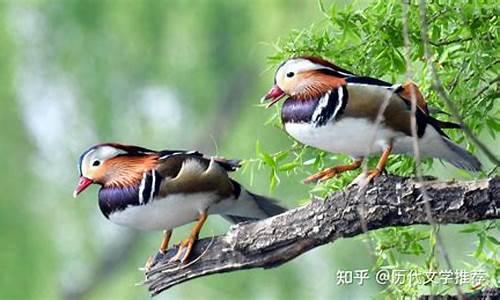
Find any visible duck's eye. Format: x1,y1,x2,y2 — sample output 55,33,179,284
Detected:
286,72,295,78
92,160,100,167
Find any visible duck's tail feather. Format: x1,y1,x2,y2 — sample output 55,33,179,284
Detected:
222,180,287,224
440,138,482,172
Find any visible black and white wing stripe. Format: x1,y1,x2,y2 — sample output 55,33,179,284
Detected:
138,170,162,205
158,150,202,160
311,86,348,127
158,150,240,172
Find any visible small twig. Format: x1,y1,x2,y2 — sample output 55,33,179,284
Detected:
317,0,333,21
462,59,500,83
447,60,469,95
354,89,394,262
429,37,473,47
472,75,500,100
428,7,453,23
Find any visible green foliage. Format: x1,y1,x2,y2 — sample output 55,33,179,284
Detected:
461,221,500,286
1,1,329,299
2,0,497,298
253,0,499,297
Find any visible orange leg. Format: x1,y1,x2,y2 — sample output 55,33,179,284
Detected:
303,159,363,184
365,143,393,183
169,211,208,263
159,229,173,253
145,229,173,271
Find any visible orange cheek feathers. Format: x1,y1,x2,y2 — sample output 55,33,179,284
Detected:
292,72,346,99
100,156,159,187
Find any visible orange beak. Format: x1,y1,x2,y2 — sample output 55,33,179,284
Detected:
261,85,286,108
73,176,93,198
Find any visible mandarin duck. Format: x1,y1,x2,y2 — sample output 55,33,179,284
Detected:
262,56,481,184
74,143,286,266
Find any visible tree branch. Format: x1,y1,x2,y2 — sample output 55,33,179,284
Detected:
144,176,499,296
420,287,500,300
63,72,254,300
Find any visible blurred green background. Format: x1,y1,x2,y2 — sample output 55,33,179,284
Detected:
0,1,497,299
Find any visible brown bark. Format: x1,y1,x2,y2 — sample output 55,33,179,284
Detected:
144,176,499,296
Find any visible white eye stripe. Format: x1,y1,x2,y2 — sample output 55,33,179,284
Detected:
80,146,127,177
95,146,127,160
276,58,352,81
317,66,352,77
80,149,95,177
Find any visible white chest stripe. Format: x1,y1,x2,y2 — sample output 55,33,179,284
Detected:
149,171,156,203
310,86,347,127
138,172,147,204
332,87,344,120
311,90,331,123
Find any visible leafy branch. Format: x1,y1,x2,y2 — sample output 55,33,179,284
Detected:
249,0,499,298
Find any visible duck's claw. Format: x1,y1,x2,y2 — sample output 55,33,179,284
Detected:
168,236,197,264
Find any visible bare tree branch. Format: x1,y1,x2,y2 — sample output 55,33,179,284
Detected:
420,288,500,300
144,176,499,296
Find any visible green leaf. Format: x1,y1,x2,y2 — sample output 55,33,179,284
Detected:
274,151,289,162
474,234,485,258
260,152,276,168
269,170,280,191
460,226,479,233
486,235,500,245
278,161,300,171
486,116,500,131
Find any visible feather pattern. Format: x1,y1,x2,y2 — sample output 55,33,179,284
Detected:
99,185,139,218
271,56,481,172
311,86,348,127
311,90,332,126
137,170,162,205
75,144,287,229
281,97,319,123
102,155,158,188
92,148,245,219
